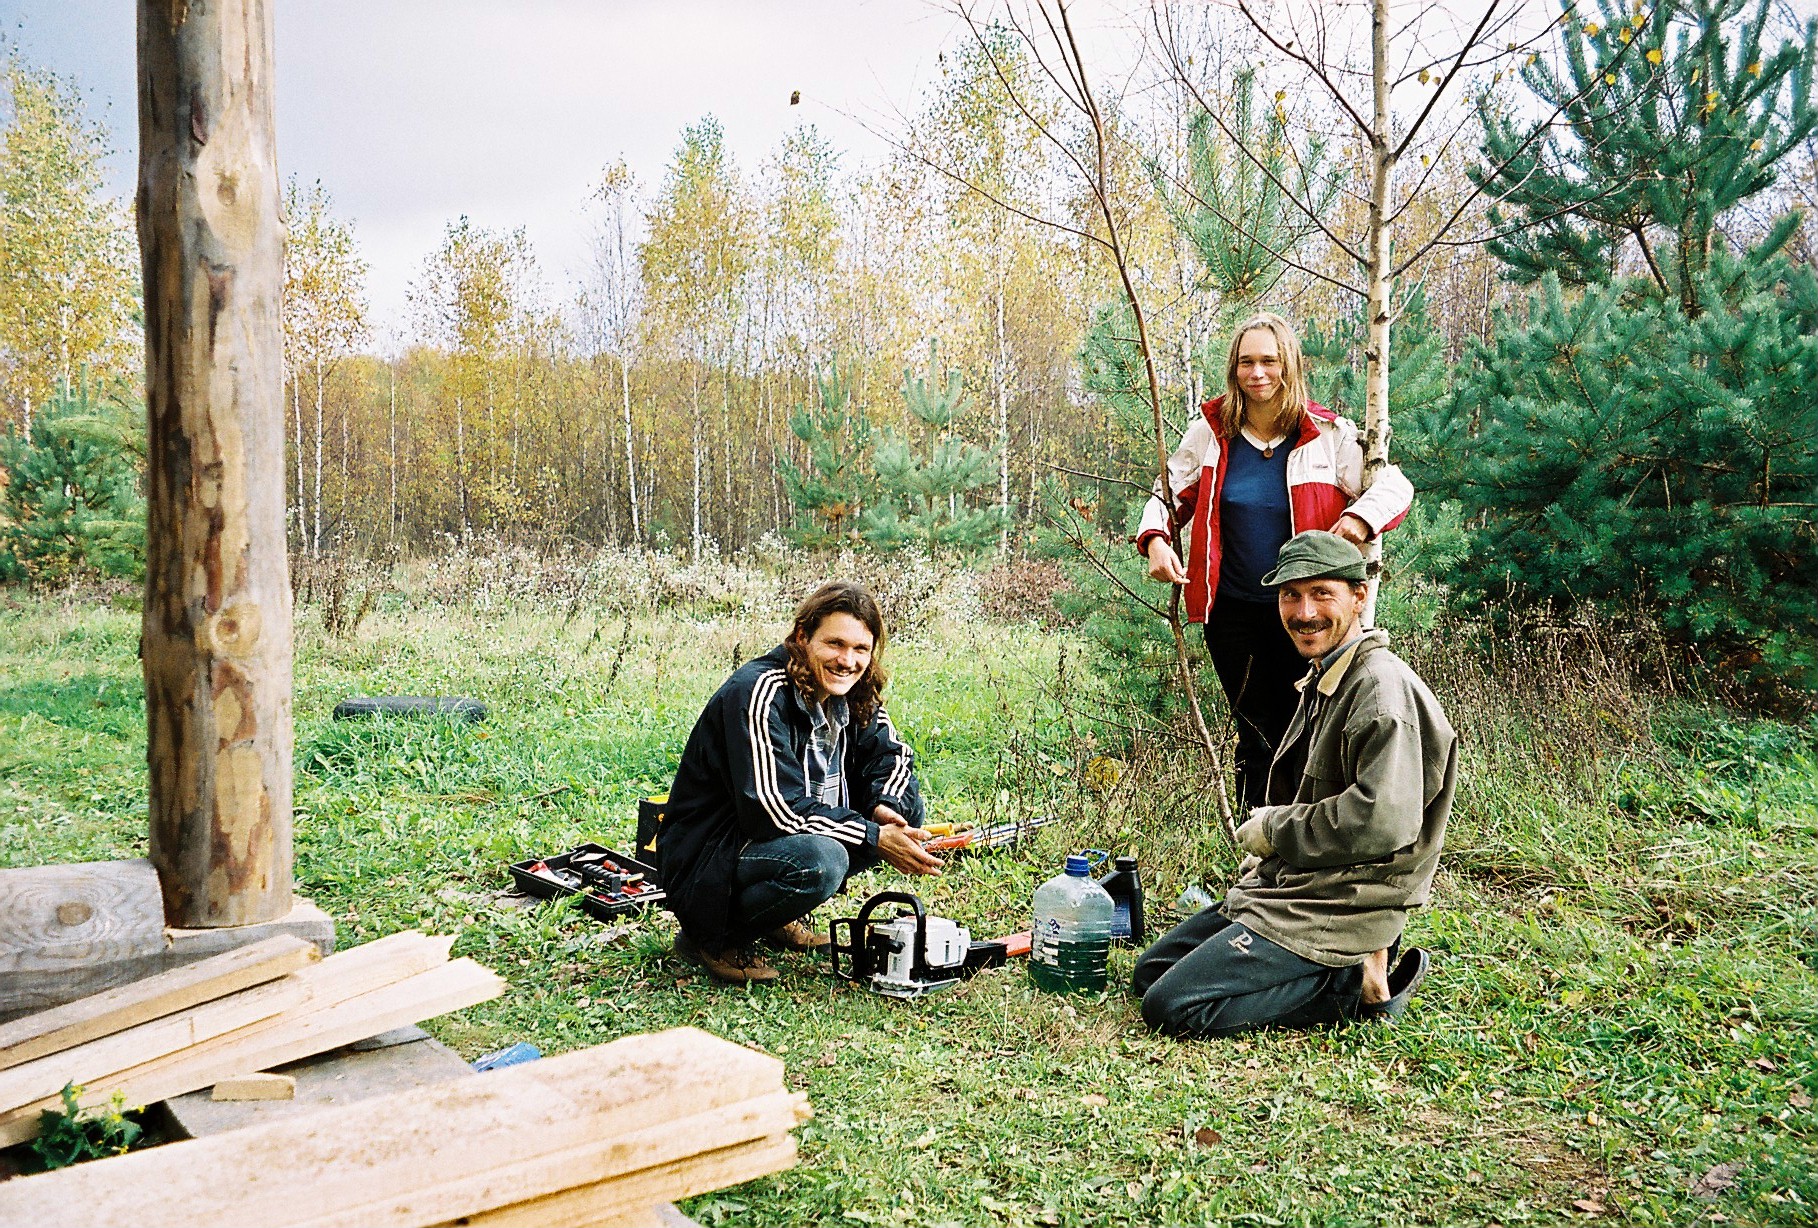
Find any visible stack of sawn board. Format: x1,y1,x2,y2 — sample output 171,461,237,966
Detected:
0,931,501,1148
0,1026,809,1228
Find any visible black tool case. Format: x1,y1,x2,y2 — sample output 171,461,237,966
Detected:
507,842,668,920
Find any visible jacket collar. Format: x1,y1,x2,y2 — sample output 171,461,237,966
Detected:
1296,628,1389,696
1199,395,1335,445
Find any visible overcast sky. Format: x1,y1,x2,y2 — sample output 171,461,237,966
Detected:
0,0,1034,339
7,1,1818,340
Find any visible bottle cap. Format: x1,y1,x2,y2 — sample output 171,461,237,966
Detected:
1065,854,1090,876
1114,855,1137,871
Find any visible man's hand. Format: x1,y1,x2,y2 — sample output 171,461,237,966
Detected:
1332,513,1373,549
1235,812,1274,858
1145,538,1189,585
878,824,942,876
1236,853,1262,879
872,803,909,828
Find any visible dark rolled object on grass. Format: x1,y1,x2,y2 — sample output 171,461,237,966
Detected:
332,696,488,722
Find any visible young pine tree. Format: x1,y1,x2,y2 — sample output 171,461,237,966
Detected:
1442,0,1818,705
0,378,145,583
777,364,874,549
859,344,1006,557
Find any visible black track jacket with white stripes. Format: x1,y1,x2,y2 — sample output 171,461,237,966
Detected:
657,644,925,948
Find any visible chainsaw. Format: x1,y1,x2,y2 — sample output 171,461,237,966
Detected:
827,891,1014,999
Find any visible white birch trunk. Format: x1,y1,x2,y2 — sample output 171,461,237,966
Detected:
620,354,640,543
1361,0,1396,628
311,356,323,557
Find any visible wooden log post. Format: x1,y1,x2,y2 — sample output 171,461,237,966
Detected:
138,0,293,927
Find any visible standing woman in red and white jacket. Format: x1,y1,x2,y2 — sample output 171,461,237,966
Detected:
1136,312,1413,806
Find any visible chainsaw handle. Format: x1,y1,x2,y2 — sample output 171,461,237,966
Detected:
827,891,929,986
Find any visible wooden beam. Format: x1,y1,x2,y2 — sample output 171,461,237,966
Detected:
0,934,317,1070
0,932,466,1146
210,1073,295,1101
0,973,310,1114
0,1029,802,1228
0,858,166,973
138,0,293,927
441,1136,799,1228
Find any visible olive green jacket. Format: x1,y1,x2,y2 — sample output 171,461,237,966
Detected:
1224,630,1457,967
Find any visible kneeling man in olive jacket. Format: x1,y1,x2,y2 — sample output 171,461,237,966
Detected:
1134,531,1456,1035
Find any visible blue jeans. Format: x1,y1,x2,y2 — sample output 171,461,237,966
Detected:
1131,908,1369,1037
729,834,880,936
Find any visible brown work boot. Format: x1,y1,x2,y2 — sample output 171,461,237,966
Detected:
764,918,831,953
673,931,779,984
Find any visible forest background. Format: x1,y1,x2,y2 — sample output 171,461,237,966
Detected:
3,0,1818,707
2,3,1817,1221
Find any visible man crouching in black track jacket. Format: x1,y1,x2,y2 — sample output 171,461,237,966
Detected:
657,581,941,984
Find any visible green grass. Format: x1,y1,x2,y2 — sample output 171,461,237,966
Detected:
1,584,1814,1226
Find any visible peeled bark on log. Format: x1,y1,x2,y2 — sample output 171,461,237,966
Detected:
138,0,293,927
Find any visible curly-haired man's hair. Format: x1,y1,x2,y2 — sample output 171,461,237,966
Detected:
785,581,889,727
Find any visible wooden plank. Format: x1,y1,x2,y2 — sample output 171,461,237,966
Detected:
0,859,166,973
443,1136,799,1228
0,931,459,1146
314,1091,809,1228
0,897,335,1023
0,973,310,1114
0,935,317,1071
210,1073,295,1101
0,1029,794,1228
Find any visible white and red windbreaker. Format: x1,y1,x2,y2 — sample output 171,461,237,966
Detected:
1134,397,1414,623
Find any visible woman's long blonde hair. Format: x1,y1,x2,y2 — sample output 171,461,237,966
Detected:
1219,312,1310,440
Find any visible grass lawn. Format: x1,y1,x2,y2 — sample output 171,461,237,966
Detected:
1,581,1814,1226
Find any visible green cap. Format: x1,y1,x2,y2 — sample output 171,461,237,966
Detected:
1260,530,1368,587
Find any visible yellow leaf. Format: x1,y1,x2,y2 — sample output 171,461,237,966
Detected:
1528,53,1539,67
1418,68,1430,85
1748,61,1761,75
1619,27,1632,43
1605,73,1617,85
1274,90,1286,102
1751,139,1764,151
1633,13,1646,28
1420,154,1431,167
1585,22,1600,36
1646,49,1663,65
1707,90,1721,104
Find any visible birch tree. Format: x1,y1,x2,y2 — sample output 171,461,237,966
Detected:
1157,0,1626,616
281,178,367,556
639,117,756,559
0,55,137,429
579,160,644,544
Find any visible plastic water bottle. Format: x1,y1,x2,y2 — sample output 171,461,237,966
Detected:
1029,853,1115,993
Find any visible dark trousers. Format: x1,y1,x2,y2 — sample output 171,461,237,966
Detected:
729,834,878,936
1132,908,1365,1037
1204,597,1305,807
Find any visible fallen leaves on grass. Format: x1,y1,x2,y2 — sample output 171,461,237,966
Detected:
1081,1093,1109,1108
1192,1126,1222,1147
1572,1197,1606,1214
1691,1161,1740,1199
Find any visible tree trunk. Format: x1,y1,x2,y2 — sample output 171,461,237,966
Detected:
290,369,303,546
387,360,397,549
138,0,293,928
620,354,640,544
690,364,703,562
311,356,324,557
1360,0,1395,627
995,267,1010,555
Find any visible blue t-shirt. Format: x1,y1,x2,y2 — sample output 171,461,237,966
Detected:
1217,434,1293,603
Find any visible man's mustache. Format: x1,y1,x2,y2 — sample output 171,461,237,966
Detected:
1287,619,1333,635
